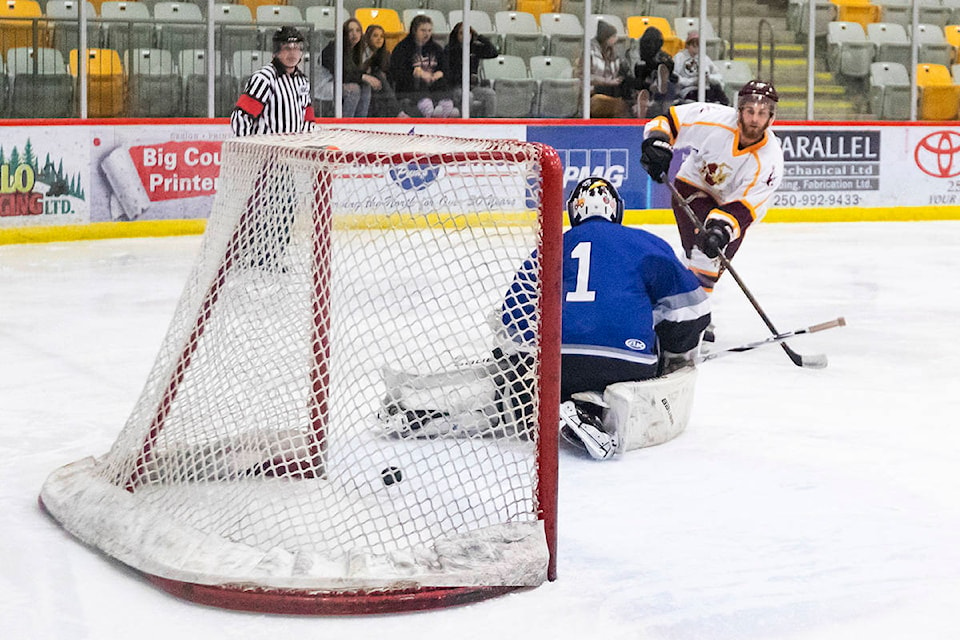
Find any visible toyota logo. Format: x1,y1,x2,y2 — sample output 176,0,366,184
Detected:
914,131,960,178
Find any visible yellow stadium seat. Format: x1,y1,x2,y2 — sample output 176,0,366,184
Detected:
944,24,960,63
70,47,126,117
831,0,882,31
916,62,960,120
355,8,405,51
236,0,280,17
0,0,47,57
626,15,683,56
516,0,556,22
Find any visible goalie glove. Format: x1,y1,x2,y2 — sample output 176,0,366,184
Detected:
640,132,673,183
559,400,620,460
699,219,732,259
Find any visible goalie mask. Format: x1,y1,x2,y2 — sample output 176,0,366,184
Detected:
567,177,624,226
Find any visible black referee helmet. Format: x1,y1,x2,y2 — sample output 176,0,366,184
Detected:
273,26,305,53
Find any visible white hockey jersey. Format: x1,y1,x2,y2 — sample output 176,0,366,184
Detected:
644,101,783,240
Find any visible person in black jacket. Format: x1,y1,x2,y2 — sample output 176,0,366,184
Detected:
321,18,379,117
387,14,459,117
626,26,678,118
444,21,498,117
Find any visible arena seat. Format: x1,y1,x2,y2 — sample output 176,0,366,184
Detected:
540,12,583,61
212,2,258,61
99,1,154,54
70,46,125,116
179,48,236,117
495,11,546,61
126,46,180,116
625,15,682,56
6,45,74,116
868,61,911,119
826,21,875,79
154,2,205,60
831,0,882,31
536,77,580,118
915,23,954,67
45,0,100,58
915,62,959,119
0,0,46,57
529,54,573,80
867,22,911,69
354,8,404,51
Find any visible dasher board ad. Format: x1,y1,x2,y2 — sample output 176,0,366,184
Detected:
0,128,89,226
773,125,960,208
91,125,233,222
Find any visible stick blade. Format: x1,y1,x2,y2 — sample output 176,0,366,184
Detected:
799,353,828,369
782,343,828,369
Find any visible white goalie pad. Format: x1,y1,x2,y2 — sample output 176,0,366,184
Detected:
377,359,533,439
601,366,698,451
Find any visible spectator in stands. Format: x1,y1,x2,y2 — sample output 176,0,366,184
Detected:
388,14,459,118
673,31,729,106
444,21,499,117
321,18,380,117
360,24,402,117
627,26,677,118
580,19,633,118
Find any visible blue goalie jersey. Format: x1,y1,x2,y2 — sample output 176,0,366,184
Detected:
502,218,710,370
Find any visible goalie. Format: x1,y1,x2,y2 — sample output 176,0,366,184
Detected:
377,177,711,460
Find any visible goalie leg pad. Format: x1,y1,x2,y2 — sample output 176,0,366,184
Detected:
379,362,501,438
601,366,697,451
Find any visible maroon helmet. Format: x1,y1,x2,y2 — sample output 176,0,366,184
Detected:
737,80,778,114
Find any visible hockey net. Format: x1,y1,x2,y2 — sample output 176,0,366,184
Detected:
40,127,563,614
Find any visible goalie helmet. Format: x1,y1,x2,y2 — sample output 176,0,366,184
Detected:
737,80,778,115
272,26,305,53
567,177,624,226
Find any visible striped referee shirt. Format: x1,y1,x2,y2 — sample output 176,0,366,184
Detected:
231,59,314,136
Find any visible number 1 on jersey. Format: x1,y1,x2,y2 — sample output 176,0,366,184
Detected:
566,241,596,302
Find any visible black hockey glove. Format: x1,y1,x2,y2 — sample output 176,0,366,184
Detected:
640,133,673,183
700,220,732,259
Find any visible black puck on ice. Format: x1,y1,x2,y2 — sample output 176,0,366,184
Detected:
380,466,403,486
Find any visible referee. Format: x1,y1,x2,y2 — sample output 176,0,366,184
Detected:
231,26,314,271
231,26,315,136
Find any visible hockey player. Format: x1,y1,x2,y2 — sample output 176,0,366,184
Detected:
639,80,784,293
378,178,710,461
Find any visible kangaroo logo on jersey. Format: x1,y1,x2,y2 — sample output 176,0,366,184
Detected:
700,161,731,186
390,163,441,191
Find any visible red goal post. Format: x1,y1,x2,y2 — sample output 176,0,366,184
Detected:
40,127,564,614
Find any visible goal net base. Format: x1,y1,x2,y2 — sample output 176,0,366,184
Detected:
147,580,528,615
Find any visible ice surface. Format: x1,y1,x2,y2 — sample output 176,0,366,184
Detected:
2,222,959,640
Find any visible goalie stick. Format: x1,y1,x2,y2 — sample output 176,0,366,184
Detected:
664,178,835,369
696,317,846,364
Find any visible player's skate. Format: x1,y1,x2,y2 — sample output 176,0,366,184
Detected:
559,399,620,461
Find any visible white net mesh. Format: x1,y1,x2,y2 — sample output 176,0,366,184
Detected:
41,127,560,601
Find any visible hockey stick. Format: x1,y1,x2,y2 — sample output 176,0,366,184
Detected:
663,178,834,369
696,317,846,364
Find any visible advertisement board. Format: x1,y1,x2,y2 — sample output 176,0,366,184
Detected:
2,121,960,239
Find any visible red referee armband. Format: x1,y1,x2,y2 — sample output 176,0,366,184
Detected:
235,93,264,117
305,104,315,121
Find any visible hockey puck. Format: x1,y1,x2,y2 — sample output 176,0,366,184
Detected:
380,466,403,486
